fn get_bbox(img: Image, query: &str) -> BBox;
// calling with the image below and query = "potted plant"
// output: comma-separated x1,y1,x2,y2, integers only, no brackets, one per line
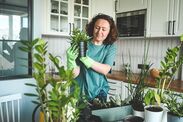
163,34,183,122
91,96,132,122
124,40,151,118
144,34,183,122
19,38,85,122
144,89,163,122
70,28,90,57
165,91,183,122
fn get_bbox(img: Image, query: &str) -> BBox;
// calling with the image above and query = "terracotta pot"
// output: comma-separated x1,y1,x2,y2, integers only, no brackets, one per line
150,68,160,78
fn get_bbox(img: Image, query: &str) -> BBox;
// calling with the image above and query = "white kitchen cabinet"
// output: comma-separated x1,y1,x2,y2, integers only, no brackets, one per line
107,79,131,101
107,79,122,101
116,0,147,13
45,0,91,36
91,0,115,19
146,0,183,37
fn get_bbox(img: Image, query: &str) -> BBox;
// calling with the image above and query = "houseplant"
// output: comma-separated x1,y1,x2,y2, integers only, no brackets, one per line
124,40,151,118
165,91,183,122
144,34,183,122
91,96,132,121
163,34,183,122
70,28,90,57
19,38,84,122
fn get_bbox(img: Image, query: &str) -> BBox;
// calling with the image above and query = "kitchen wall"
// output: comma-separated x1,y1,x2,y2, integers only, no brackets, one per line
113,37,180,72
42,36,182,79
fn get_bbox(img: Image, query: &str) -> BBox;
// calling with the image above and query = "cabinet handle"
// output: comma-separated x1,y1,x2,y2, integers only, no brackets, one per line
72,23,75,31
69,23,72,35
108,81,117,84
115,0,117,12
168,21,171,35
172,20,175,35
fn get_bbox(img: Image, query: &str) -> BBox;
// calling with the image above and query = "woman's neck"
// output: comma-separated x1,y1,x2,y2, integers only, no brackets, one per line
92,39,103,45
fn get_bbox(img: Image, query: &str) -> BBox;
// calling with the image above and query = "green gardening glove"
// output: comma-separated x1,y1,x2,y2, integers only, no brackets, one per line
80,56,94,68
66,44,79,70
180,34,183,42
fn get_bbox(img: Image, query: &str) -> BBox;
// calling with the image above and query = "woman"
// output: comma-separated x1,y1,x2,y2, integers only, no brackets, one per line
67,13,118,102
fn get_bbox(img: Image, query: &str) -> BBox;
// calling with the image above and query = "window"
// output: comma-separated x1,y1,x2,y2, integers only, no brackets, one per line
0,0,32,79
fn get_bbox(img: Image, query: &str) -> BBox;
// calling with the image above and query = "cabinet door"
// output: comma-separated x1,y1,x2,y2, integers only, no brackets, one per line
49,0,70,35
48,0,90,36
173,0,183,36
146,0,169,37
117,0,147,13
73,0,90,31
147,0,183,37
107,79,122,100
91,0,115,18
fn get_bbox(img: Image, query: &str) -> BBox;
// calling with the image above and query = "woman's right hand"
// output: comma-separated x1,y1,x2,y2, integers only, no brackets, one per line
66,44,79,70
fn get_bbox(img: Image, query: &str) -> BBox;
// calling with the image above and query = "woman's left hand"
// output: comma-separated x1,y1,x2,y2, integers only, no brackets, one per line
80,56,94,68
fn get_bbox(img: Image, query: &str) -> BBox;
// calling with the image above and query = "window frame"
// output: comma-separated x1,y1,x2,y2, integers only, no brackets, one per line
0,0,33,80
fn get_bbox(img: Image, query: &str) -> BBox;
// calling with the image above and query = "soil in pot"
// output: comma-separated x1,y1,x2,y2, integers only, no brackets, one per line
131,101,144,111
146,106,163,112
123,116,144,122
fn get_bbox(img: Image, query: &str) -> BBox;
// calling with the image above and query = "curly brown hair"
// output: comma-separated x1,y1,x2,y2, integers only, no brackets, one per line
86,13,118,45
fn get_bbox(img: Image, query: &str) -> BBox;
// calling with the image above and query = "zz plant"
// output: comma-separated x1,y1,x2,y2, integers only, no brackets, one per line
19,38,84,122
157,41,183,99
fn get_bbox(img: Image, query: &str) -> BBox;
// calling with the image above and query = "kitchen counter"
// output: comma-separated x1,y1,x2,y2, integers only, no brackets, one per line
106,70,183,93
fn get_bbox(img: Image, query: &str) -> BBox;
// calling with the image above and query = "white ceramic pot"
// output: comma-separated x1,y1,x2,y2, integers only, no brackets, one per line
144,105,163,122
133,109,145,118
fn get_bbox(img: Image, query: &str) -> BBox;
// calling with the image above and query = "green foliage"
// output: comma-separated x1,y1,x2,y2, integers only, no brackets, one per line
91,95,129,110
144,89,161,106
156,43,183,98
151,34,183,116
20,38,84,122
70,28,90,44
124,40,151,111
165,91,183,117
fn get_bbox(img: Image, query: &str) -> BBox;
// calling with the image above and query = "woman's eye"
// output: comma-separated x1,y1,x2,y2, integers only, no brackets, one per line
95,26,100,29
102,28,106,31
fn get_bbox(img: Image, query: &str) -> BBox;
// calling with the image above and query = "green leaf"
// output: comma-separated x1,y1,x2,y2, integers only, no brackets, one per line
154,91,161,105
24,93,38,97
34,54,44,62
25,83,37,87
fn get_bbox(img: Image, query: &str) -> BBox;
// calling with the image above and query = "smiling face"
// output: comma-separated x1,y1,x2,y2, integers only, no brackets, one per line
92,19,110,45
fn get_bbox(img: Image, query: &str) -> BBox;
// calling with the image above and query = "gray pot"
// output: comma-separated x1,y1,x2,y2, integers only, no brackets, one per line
92,105,132,122
167,112,183,122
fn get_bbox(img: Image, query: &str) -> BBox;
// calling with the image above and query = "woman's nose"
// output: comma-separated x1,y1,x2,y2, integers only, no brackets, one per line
97,28,102,34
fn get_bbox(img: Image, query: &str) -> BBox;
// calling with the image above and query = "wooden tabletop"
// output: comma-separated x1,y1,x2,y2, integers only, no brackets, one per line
106,70,183,93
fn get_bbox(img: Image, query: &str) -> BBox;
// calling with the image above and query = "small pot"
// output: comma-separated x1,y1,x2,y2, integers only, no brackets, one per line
150,68,160,78
79,41,87,57
133,109,145,118
167,112,183,122
145,105,163,122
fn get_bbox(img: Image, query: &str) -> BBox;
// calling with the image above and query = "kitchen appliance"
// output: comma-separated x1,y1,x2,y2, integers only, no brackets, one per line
116,9,146,37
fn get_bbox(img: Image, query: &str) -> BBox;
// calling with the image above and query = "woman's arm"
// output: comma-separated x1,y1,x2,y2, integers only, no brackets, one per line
91,61,111,75
72,66,80,78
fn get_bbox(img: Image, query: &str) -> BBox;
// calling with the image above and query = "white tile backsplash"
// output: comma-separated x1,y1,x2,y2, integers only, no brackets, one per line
113,37,180,74
41,35,182,79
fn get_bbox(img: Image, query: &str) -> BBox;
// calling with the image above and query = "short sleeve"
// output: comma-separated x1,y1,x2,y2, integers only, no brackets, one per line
103,43,117,66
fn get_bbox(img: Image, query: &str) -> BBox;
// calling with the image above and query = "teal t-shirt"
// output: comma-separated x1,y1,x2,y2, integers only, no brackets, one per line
75,40,117,100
